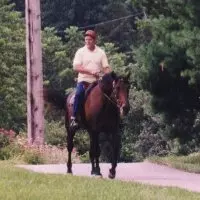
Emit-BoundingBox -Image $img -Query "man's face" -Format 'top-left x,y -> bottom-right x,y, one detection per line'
85,36 -> 96,50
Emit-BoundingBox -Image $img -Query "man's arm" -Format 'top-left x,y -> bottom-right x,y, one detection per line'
73,49 -> 94,76
73,64 -> 94,76
101,51 -> 112,74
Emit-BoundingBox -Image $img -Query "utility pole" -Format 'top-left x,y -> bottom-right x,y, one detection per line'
25,0 -> 44,145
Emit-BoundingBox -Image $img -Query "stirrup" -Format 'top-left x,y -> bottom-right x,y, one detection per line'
70,118 -> 78,128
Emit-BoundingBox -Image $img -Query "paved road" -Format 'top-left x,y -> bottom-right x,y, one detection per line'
18,161 -> 200,193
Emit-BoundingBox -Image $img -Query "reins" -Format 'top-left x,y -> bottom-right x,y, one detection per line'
103,92 -> 120,108
97,73 -> 121,109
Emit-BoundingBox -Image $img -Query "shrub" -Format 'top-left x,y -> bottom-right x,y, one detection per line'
0,134 -> 10,149
45,120 -> 66,146
0,143 -> 23,160
0,128 -> 15,148
79,151 -> 90,163
74,130 -> 90,155
23,149 -> 45,164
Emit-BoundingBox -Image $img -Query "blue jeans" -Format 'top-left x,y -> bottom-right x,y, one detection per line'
72,82 -> 85,118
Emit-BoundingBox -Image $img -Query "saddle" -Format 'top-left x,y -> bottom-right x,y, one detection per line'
68,81 -> 98,106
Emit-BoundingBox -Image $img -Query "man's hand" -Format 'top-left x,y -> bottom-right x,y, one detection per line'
91,72 -> 99,78
91,71 -> 101,78
103,67 -> 112,74
74,65 -> 94,76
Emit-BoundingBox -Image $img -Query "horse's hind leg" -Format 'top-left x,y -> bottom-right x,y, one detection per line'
109,132 -> 121,179
89,132 -> 96,175
95,133 -> 102,176
66,128 -> 75,174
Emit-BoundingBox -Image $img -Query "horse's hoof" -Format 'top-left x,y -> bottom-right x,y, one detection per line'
108,173 -> 115,179
91,174 -> 103,178
95,174 -> 103,179
91,169 -> 102,178
67,169 -> 73,174
108,169 -> 116,179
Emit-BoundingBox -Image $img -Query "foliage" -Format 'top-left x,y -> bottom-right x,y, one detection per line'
149,152 -> 200,174
0,134 -> 10,149
23,150 -> 45,164
42,27 -> 76,90
0,129 -> 16,157
120,89 -> 169,161
45,120 -> 66,146
74,130 -> 90,156
0,143 -> 23,160
40,0 -> 137,50
0,0 -> 26,131
0,129 -> 22,160
5,0 -> 200,160
132,0 -> 200,152
79,151 -> 90,163
12,0 -> 138,50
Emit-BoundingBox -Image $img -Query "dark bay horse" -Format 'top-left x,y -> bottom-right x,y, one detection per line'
44,72 -> 130,178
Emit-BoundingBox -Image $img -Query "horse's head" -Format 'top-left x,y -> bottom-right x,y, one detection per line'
100,72 -> 130,117
113,73 -> 130,117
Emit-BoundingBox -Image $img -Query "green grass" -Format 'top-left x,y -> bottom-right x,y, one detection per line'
148,152 -> 200,173
0,161 -> 200,200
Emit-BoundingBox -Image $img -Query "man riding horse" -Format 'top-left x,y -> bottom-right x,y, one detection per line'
70,30 -> 111,128
44,30 -> 130,178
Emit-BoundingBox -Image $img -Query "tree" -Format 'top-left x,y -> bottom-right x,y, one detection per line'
132,0 -> 200,148
42,26 -> 83,90
11,0 -> 24,13
0,0 -> 26,130
40,0 -> 138,50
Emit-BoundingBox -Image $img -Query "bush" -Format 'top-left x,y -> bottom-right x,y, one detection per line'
135,120 -> 169,158
0,128 -> 15,148
23,150 -> 44,164
0,147 -> 11,160
0,134 -> 10,149
79,151 -> 90,163
74,130 -> 90,155
45,120 -> 66,146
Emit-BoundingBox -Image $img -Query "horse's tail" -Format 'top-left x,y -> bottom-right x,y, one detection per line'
43,87 -> 68,110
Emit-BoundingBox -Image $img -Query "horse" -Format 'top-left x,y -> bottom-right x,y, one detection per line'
44,72 -> 130,178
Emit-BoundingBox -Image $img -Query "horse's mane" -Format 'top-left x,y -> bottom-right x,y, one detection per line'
99,72 -> 117,94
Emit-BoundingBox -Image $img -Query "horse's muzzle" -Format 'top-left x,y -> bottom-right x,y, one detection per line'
120,103 -> 130,117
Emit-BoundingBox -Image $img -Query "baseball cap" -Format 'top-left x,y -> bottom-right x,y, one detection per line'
85,30 -> 97,40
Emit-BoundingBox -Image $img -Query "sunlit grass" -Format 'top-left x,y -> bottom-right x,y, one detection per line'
0,161 -> 200,200
148,153 -> 200,173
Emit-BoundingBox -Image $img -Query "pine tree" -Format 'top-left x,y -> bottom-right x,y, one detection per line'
132,0 -> 200,144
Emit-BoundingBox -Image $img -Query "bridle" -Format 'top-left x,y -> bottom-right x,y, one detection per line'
103,92 -> 120,108
103,78 -> 126,109
98,73 -> 129,115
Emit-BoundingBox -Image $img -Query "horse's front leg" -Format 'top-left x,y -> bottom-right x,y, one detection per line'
89,131 -> 102,177
66,127 -> 75,174
109,131 -> 121,179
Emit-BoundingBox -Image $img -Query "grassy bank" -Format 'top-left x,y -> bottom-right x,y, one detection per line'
0,161 -> 200,200
148,153 -> 200,173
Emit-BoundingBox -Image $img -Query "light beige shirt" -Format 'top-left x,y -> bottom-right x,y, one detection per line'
73,45 -> 109,83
